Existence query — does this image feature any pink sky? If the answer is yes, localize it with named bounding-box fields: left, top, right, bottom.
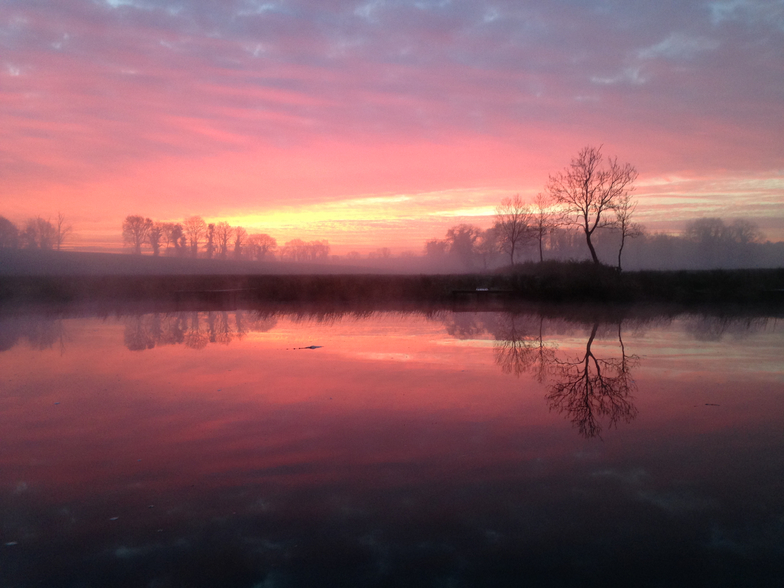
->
left=1, top=0, right=783, bottom=252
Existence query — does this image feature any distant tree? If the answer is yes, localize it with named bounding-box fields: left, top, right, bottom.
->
left=612, top=192, right=644, bottom=272
left=54, top=212, right=72, bottom=251
left=532, top=193, right=556, bottom=262
left=122, top=215, right=152, bottom=255
left=346, top=251, right=362, bottom=260
left=446, top=224, right=482, bottom=267
left=425, top=239, right=448, bottom=257
left=476, top=226, right=499, bottom=271
left=205, top=223, right=216, bottom=259
left=233, top=226, right=247, bottom=259
left=160, top=223, right=176, bottom=252
left=281, top=238, right=306, bottom=261
left=215, top=221, right=232, bottom=259
left=685, top=217, right=764, bottom=268
left=169, top=224, right=185, bottom=256
left=20, top=217, right=57, bottom=250
left=546, top=146, right=637, bottom=265
left=247, top=233, right=277, bottom=260
left=309, top=240, right=330, bottom=261
left=183, top=216, right=206, bottom=257
left=685, top=217, right=726, bottom=245
left=147, top=222, right=164, bottom=256
left=727, top=219, right=764, bottom=245
left=0, top=216, right=19, bottom=249
left=368, top=247, right=392, bottom=259
left=494, top=194, right=534, bottom=265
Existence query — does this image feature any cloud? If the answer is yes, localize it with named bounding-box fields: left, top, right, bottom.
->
left=637, top=32, right=720, bottom=61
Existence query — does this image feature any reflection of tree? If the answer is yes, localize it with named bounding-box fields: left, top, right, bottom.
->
left=185, top=313, right=209, bottom=350
left=546, top=323, right=638, bottom=439
left=494, top=314, right=639, bottom=439
left=122, top=311, right=278, bottom=351
left=494, top=314, right=555, bottom=383
left=0, top=316, right=69, bottom=354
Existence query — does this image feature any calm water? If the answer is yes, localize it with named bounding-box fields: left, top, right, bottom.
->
left=1, top=308, right=782, bottom=587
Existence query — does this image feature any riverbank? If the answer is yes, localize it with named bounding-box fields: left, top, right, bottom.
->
left=1, top=261, right=783, bottom=313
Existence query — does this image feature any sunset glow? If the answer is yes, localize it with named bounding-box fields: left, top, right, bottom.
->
left=2, top=0, right=783, bottom=252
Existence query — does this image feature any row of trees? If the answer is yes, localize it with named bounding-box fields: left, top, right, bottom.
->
left=121, top=215, right=331, bottom=262
left=427, top=145, right=771, bottom=271
left=425, top=146, right=641, bottom=270
left=494, top=145, right=641, bottom=270
left=0, top=214, right=72, bottom=251
left=426, top=216, right=771, bottom=271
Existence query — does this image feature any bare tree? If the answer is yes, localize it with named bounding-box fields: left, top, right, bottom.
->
left=205, top=223, right=215, bottom=259
left=494, top=194, right=535, bottom=265
left=309, top=240, right=330, bottom=261
left=727, top=219, right=764, bottom=245
left=233, top=226, right=247, bottom=259
left=122, top=215, right=152, bottom=255
left=532, top=193, right=555, bottom=262
left=147, top=222, right=164, bottom=256
left=281, top=238, right=306, bottom=261
left=546, top=146, right=637, bottom=265
left=0, top=216, right=19, bottom=249
left=613, top=192, right=644, bottom=272
left=247, top=233, right=277, bottom=260
left=183, top=216, right=207, bottom=257
left=215, top=222, right=232, bottom=259
left=54, top=212, right=72, bottom=251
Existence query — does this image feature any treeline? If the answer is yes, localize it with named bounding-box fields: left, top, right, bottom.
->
left=122, top=215, right=330, bottom=262
left=0, top=214, right=71, bottom=251
left=424, top=217, right=780, bottom=271
left=423, top=145, right=780, bottom=271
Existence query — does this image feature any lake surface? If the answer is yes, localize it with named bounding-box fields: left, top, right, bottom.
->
left=1, top=307, right=783, bottom=587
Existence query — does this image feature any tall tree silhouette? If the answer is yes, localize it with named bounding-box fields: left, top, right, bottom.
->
left=122, top=215, right=151, bottom=255
left=546, top=146, right=637, bottom=265
left=495, top=194, right=534, bottom=265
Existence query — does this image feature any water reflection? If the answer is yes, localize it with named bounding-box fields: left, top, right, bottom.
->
left=493, top=314, right=555, bottom=383
left=1, top=305, right=782, bottom=586
left=123, top=311, right=279, bottom=351
left=545, top=323, right=639, bottom=439
left=0, top=315, right=68, bottom=353
left=493, top=315, right=639, bottom=438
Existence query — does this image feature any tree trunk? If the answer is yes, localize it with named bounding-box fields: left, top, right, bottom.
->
left=585, top=231, right=600, bottom=264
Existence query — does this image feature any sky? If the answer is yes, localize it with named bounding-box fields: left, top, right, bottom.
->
left=1, top=0, right=783, bottom=253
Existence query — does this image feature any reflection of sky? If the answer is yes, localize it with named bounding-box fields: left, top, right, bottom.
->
left=1, top=311, right=783, bottom=585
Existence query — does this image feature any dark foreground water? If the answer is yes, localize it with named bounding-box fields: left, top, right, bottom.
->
left=1, top=308, right=782, bottom=587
